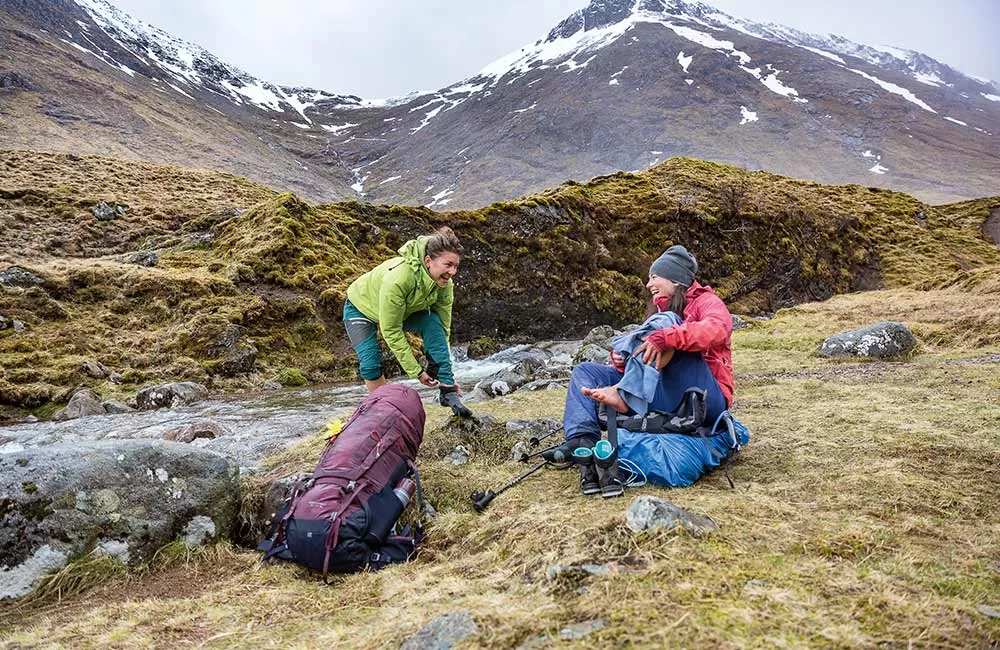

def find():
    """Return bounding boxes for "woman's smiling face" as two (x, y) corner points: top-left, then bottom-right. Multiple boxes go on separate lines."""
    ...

(425, 251), (460, 287)
(646, 273), (676, 299)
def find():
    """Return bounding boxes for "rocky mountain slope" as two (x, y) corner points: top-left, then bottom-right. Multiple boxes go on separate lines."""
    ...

(1, 0), (998, 207)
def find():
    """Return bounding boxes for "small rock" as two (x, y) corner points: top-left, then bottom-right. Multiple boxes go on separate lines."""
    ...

(0, 266), (44, 287)
(731, 314), (752, 330)
(445, 445), (470, 466)
(162, 421), (226, 443)
(91, 201), (126, 221)
(547, 564), (611, 579)
(559, 619), (605, 641)
(136, 382), (208, 410)
(401, 612), (478, 650)
(53, 389), (106, 421)
(121, 251), (158, 267)
(510, 440), (530, 461)
(12, 320), (25, 332)
(102, 400), (134, 414)
(505, 417), (561, 440)
(583, 325), (616, 348)
(420, 501), (438, 520)
(262, 380), (282, 391)
(978, 604), (1000, 619)
(0, 545), (69, 599)
(182, 516), (217, 547)
(108, 372), (123, 385)
(626, 495), (718, 535)
(82, 360), (110, 379)
(96, 540), (131, 564)
(573, 343), (611, 365)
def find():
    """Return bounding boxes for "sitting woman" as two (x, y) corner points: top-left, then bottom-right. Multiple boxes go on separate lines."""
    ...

(559, 245), (747, 495)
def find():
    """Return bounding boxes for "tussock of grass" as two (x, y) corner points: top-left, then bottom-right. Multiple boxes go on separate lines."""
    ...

(5, 286), (998, 647)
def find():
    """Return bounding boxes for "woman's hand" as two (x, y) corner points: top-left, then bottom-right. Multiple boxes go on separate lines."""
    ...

(636, 340), (674, 371)
(418, 371), (439, 387)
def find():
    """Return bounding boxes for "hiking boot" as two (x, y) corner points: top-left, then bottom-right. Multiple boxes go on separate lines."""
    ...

(541, 434), (599, 465)
(572, 447), (601, 495)
(439, 385), (472, 418)
(593, 440), (624, 498)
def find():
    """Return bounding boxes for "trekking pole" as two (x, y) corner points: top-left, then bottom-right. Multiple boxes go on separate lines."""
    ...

(470, 460), (549, 512)
(518, 442), (561, 463)
(528, 426), (562, 448)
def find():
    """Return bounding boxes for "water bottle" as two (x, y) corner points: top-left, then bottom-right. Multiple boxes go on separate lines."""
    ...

(393, 477), (416, 507)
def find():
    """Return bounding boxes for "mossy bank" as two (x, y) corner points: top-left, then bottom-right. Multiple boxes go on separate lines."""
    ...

(2, 150), (998, 417)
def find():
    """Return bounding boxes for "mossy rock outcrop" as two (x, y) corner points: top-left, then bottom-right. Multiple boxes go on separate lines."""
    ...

(2, 150), (998, 414)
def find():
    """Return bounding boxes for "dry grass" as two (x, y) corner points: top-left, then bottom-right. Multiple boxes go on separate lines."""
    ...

(2, 285), (999, 648)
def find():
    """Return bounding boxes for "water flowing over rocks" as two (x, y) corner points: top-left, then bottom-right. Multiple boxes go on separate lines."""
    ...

(0, 338), (599, 597)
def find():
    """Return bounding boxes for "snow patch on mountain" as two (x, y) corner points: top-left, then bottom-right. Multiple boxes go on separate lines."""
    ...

(71, 0), (356, 122)
(677, 51), (693, 72)
(847, 68), (937, 113)
(739, 106), (758, 124)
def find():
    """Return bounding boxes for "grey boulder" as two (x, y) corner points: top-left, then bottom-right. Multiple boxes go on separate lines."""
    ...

(0, 439), (240, 599)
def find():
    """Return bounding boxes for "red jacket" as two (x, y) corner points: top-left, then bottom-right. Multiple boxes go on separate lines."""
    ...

(647, 281), (735, 406)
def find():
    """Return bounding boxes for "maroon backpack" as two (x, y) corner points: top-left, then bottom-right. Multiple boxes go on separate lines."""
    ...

(259, 383), (427, 576)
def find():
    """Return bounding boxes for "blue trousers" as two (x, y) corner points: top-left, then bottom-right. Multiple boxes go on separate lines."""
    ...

(563, 352), (726, 440)
(343, 299), (455, 384)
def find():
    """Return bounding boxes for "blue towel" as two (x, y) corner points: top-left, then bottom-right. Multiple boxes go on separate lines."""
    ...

(610, 311), (683, 416)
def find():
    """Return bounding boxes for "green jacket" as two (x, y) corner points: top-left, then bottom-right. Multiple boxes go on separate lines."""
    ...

(345, 236), (454, 378)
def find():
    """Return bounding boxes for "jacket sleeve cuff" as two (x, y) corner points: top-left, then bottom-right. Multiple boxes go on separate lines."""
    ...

(646, 329), (672, 351)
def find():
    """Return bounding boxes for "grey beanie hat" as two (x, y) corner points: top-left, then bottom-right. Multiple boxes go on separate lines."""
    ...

(649, 245), (698, 287)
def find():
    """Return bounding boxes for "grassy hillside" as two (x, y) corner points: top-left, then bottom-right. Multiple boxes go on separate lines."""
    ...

(2, 150), (999, 418)
(1, 286), (998, 647)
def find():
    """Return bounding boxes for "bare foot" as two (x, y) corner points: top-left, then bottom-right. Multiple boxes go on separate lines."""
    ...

(581, 385), (629, 413)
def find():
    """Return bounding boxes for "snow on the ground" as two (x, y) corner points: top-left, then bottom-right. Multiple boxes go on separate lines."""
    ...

(739, 106), (758, 124)
(943, 117), (968, 126)
(847, 68), (937, 113)
(869, 163), (889, 174)
(677, 51), (693, 72)
(321, 122), (359, 135)
(982, 93), (1000, 102)
(426, 187), (455, 208)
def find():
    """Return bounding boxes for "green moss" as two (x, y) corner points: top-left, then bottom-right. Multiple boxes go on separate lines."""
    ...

(276, 368), (308, 387)
(468, 336), (499, 358)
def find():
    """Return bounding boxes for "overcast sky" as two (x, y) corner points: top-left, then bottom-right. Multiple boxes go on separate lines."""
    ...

(111, 0), (999, 98)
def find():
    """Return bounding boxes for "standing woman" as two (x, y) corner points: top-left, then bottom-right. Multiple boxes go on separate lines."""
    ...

(343, 226), (472, 417)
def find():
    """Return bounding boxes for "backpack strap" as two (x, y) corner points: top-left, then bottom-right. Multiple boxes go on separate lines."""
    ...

(322, 483), (364, 580)
(606, 402), (618, 449)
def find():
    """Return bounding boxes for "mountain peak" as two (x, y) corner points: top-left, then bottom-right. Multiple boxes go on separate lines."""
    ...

(546, 0), (715, 41)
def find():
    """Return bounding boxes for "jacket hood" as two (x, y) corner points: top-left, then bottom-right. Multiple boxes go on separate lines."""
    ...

(685, 280), (713, 301)
(398, 236), (431, 276)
